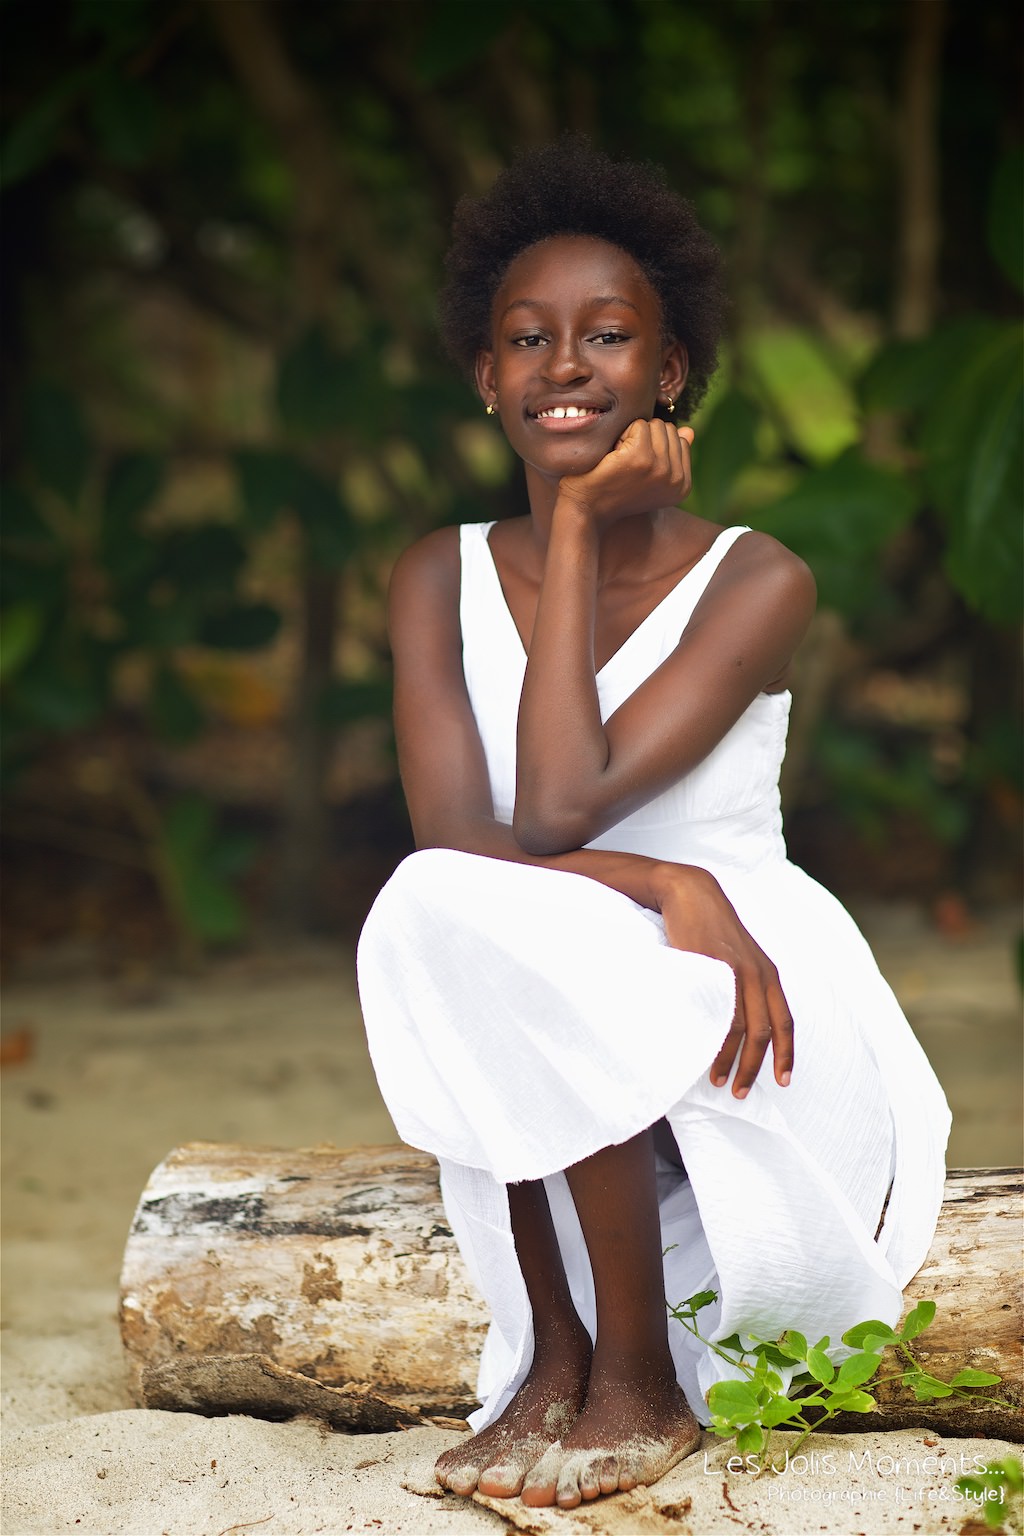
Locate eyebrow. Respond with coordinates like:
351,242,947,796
501,294,642,319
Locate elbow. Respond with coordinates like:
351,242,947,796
512,801,592,857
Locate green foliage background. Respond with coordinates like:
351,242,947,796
1,0,1020,949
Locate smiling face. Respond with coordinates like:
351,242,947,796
475,234,688,487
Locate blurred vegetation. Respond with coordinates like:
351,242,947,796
1,0,1020,962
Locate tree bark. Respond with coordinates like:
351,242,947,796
120,1144,1023,1438
894,0,947,339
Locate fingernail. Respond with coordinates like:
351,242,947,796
733,1086,749,1100
711,1075,726,1087
779,1071,791,1087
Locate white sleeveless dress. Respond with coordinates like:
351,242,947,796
356,521,950,1428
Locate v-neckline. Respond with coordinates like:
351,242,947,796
481,523,742,678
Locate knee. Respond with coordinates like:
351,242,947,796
364,847,476,933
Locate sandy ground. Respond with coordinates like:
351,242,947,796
2,903,1021,1536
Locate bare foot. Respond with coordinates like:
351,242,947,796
435,1327,591,1499
519,1365,700,1509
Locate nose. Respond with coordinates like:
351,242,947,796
541,331,591,385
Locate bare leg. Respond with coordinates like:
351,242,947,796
435,1178,592,1498
521,1128,700,1509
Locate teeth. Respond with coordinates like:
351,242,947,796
537,405,599,419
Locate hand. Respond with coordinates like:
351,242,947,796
557,419,694,529
652,862,794,1098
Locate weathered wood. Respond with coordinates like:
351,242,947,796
119,1142,488,1424
847,1166,1023,1439
120,1146,1023,1438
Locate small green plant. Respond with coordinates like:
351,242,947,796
956,1456,1023,1532
670,1290,1008,1471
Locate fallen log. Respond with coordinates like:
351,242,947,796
119,1145,1023,1438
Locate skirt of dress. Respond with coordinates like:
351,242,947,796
356,848,950,1428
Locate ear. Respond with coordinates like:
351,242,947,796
475,349,497,408
658,340,688,407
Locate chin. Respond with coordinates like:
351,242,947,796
533,437,615,480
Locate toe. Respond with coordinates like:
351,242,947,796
444,1465,479,1496
598,1455,619,1495
617,1450,644,1492
477,1461,524,1499
577,1456,602,1500
520,1444,562,1508
555,1455,584,1509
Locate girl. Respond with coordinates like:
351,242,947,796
356,138,950,1511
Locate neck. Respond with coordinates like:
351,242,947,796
523,462,663,580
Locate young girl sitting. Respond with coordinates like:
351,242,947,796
357,137,950,1511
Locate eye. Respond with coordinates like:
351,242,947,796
591,330,630,344
511,332,548,348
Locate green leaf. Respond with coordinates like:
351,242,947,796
148,664,204,745
779,1330,808,1361
291,467,355,569
754,1344,792,1369
1,482,58,551
13,653,106,731
205,831,257,880
318,677,392,727
806,1348,835,1385
234,449,300,531
104,452,163,526
176,867,246,945
920,325,1023,622
0,604,46,682
26,381,91,505
690,390,760,520
949,1368,1002,1388
735,1423,764,1454
859,319,997,415
102,454,163,587
842,1319,898,1350
276,326,350,436
707,1379,761,1422
912,1375,954,1401
199,602,281,651
996,1457,1024,1491
748,447,916,615
899,1299,936,1341
158,524,246,594
829,1390,875,1413
761,1398,804,1428
162,794,214,862
123,588,201,650
834,1352,881,1390
158,795,247,945
684,1289,719,1314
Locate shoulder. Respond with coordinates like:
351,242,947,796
387,525,462,632
389,523,462,599
717,527,816,615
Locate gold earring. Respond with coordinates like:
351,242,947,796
664,395,676,416
485,400,497,416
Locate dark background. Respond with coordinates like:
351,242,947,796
2,0,1021,975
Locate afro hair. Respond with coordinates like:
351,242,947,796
438,135,726,418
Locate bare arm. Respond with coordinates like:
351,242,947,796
513,420,817,855
388,523,795,1098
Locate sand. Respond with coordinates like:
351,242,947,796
2,905,1021,1536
